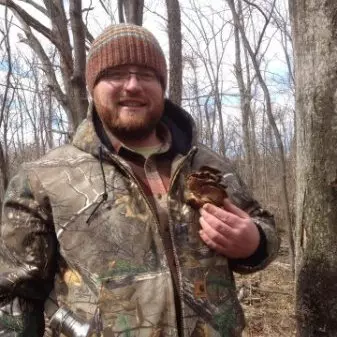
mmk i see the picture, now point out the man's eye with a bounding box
[139,72,156,81]
[109,72,127,80]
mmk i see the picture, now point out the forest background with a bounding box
[0,0,336,336]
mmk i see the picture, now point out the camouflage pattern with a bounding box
[0,100,279,336]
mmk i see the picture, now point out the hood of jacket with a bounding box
[72,98,198,159]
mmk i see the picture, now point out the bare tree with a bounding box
[166,0,182,105]
[182,0,233,157]
[227,0,295,272]
[118,0,144,24]
[183,56,215,147]
[0,0,89,134]
[233,0,256,189]
[272,0,295,92]
[290,0,337,335]
[0,8,14,217]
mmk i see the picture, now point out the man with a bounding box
[0,24,279,336]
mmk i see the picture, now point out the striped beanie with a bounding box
[86,24,167,95]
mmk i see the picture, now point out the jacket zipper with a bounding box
[108,147,198,337]
[166,146,198,337]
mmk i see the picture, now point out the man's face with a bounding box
[93,65,165,142]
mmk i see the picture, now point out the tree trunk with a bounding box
[123,0,144,25]
[0,6,12,220]
[69,0,88,126]
[290,0,337,335]
[166,0,182,105]
[233,0,254,189]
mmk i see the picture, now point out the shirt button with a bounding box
[157,193,162,199]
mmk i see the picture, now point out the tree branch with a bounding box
[43,0,73,70]
[0,0,57,46]
[254,0,276,58]
[242,0,277,58]
[17,0,47,15]
[16,16,68,111]
[242,0,268,21]
[83,3,94,43]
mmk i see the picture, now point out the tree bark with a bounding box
[166,0,182,105]
[290,0,337,335]
[123,0,144,25]
[69,0,88,126]
[233,0,254,189]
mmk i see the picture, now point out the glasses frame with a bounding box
[99,68,159,85]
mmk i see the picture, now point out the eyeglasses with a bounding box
[99,69,159,84]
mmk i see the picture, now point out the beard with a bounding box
[108,109,161,141]
[94,98,164,142]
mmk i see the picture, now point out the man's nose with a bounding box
[123,73,142,91]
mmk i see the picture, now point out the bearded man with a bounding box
[0,24,279,337]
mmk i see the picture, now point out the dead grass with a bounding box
[237,239,296,337]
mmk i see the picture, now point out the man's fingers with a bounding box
[199,217,230,247]
[199,210,235,240]
[199,201,260,259]
[201,203,240,227]
[202,199,249,219]
[199,229,228,256]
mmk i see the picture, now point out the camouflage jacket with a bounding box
[0,100,279,337]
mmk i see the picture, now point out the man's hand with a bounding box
[199,198,260,259]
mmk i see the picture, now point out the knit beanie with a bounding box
[86,23,167,96]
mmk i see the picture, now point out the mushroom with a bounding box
[185,166,228,209]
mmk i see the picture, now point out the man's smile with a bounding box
[119,99,146,107]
